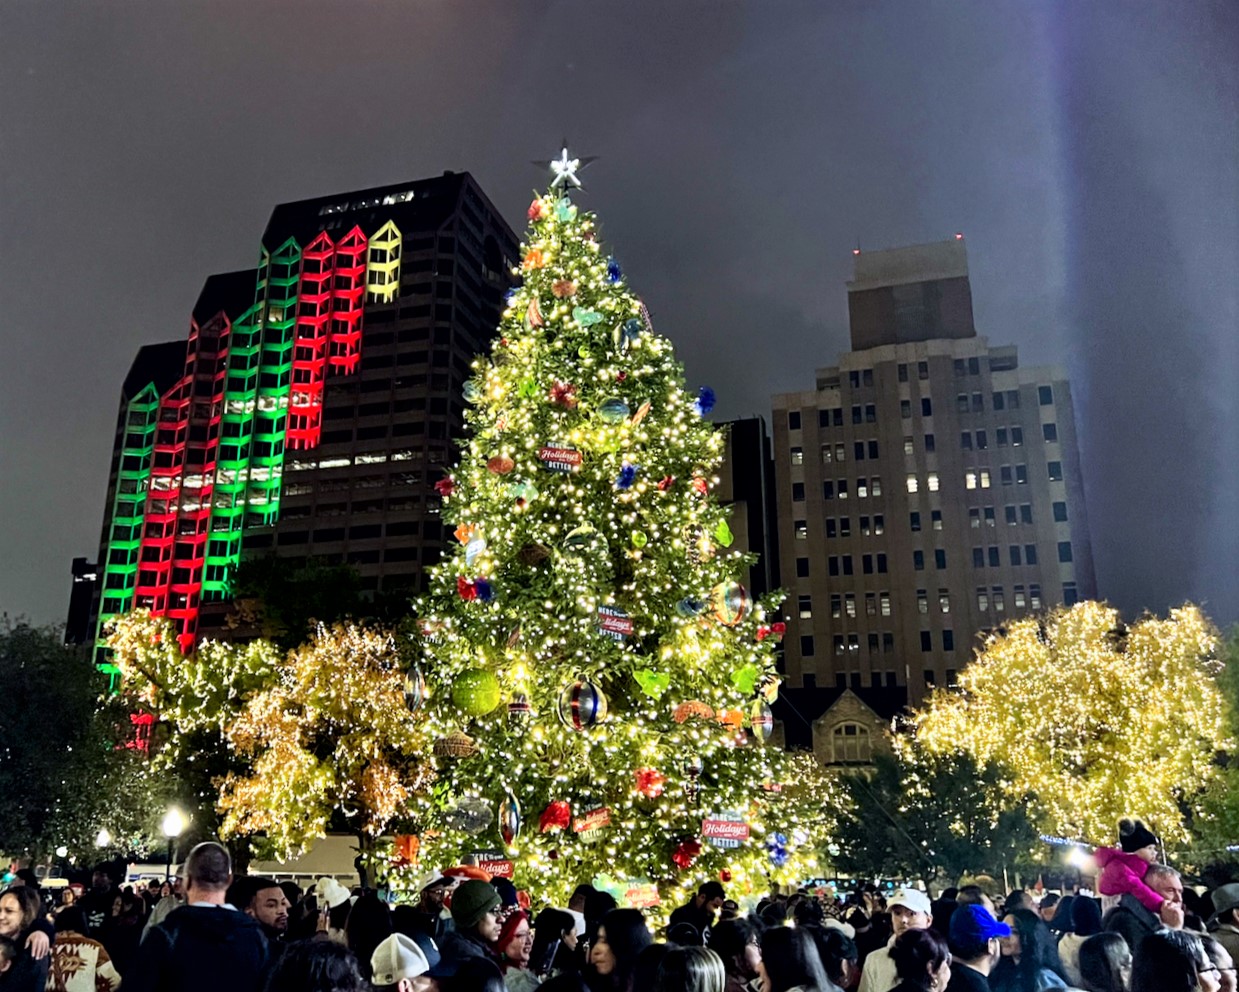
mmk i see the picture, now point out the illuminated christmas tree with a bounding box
[402,151,820,902]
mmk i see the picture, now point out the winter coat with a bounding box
[1102,893,1159,955]
[123,904,268,992]
[1057,931,1087,986]
[435,928,499,979]
[1094,847,1164,913]
[858,934,898,992]
[1210,922,1239,962]
[45,930,122,992]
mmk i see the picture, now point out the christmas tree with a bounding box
[402,151,818,904]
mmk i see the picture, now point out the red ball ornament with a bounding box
[657,476,675,492]
[539,801,572,833]
[527,199,544,221]
[719,869,733,883]
[617,372,627,381]
[672,838,703,871]
[549,381,579,409]
[457,576,478,601]
[634,768,666,798]
[434,476,455,497]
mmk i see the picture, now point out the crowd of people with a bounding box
[1,818,1236,992]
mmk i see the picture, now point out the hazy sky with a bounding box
[2,0,1236,629]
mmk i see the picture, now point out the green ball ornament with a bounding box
[578,345,592,359]
[451,669,502,716]
[631,530,648,549]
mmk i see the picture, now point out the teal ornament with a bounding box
[463,380,483,404]
[573,307,602,326]
[598,398,630,424]
[509,480,540,503]
[555,198,577,222]
[446,796,493,836]
[464,537,487,566]
[564,524,598,548]
[676,597,706,617]
[614,318,642,351]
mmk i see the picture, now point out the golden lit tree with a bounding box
[216,622,434,866]
[914,602,1230,847]
[399,154,814,904]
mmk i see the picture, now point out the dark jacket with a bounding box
[434,928,498,982]
[944,963,990,992]
[0,944,50,992]
[1102,893,1159,954]
[668,900,714,938]
[124,904,268,992]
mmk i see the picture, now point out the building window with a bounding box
[865,404,877,423]
[1063,581,1079,605]
[849,370,862,388]
[973,546,985,567]
[865,592,877,616]
[996,427,1008,446]
[1011,426,1024,446]
[1016,464,1028,485]
[924,669,937,686]
[939,589,951,613]
[1039,385,1054,406]
[904,436,915,455]
[795,520,808,539]
[1010,545,1022,566]
[828,556,839,576]
[821,444,833,464]
[1058,541,1073,563]
[1005,505,1018,525]
[788,411,801,430]
[830,594,841,618]
[954,359,967,377]
[910,511,922,532]
[993,391,1006,411]
[918,361,929,380]
[874,515,885,535]
[1043,423,1058,442]
[836,442,846,461]
[868,633,879,654]
[934,549,947,569]
[838,480,849,500]
[920,631,933,652]
[927,472,940,492]
[1030,584,1042,609]
[796,557,810,578]
[966,472,977,491]
[913,550,925,571]
[1014,585,1027,608]
[868,440,879,458]
[980,470,991,488]
[833,636,845,656]
[848,633,859,652]
[917,589,928,613]
[860,516,871,537]
[831,723,872,765]
[801,635,815,657]
[854,441,866,461]
[976,429,988,450]
[1053,500,1069,522]
[972,392,984,412]
[1048,461,1064,482]
[984,506,996,527]
[1025,544,1038,565]
[977,587,990,611]
[992,586,1005,612]
[842,555,854,575]
[823,481,835,500]
[943,630,955,651]
[1021,503,1033,524]
[852,405,863,425]
[792,482,805,502]
[957,394,971,414]
[931,509,943,530]
[1000,465,1013,485]
[881,592,892,615]
[826,518,837,539]
[907,474,919,493]
[839,517,851,537]
[921,397,933,416]
[863,554,875,575]
[924,433,936,452]
[883,633,895,653]
[1007,389,1021,409]
[988,546,1001,567]
[845,593,857,617]
[798,594,813,619]
[857,478,869,498]
[872,476,882,496]
[901,399,912,419]
[877,553,888,573]
[791,446,804,465]
[898,362,909,382]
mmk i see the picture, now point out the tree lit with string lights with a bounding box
[398,151,828,902]
[912,601,1230,849]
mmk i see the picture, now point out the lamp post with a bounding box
[161,808,185,882]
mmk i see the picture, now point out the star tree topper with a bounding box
[539,145,598,190]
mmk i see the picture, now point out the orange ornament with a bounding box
[673,700,715,724]
[552,279,576,298]
[455,524,479,545]
[522,248,545,270]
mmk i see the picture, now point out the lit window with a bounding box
[799,595,813,619]
[904,436,915,455]
[874,515,885,535]
[839,517,851,538]
[993,587,1005,612]
[857,478,869,498]
[865,592,877,616]
[979,469,990,488]
[907,474,919,493]
[880,592,892,615]
[917,589,928,613]
[860,515,871,536]
[838,480,849,500]
[1030,584,1042,609]
[977,587,990,611]
[871,477,882,496]
[795,520,808,540]
[836,443,846,461]
[830,594,841,618]
[984,507,995,527]
[927,473,940,492]
[1014,585,1027,609]
[965,472,977,490]
[821,444,833,463]
[939,589,951,613]
[931,510,942,530]
[791,446,804,465]
[845,593,856,618]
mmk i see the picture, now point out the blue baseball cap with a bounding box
[950,903,1011,945]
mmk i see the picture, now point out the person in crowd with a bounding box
[933,890,960,936]
[1038,895,1060,924]
[344,891,393,981]
[1202,934,1238,992]
[232,877,291,956]
[653,945,727,992]
[669,882,727,939]
[989,908,1069,992]
[143,879,183,937]
[943,903,1009,992]
[54,888,78,919]
[757,926,830,992]
[74,868,117,940]
[719,899,741,922]
[858,888,933,992]
[1045,896,1075,937]
[1210,885,1239,961]
[262,939,368,992]
[435,879,502,977]
[667,922,706,946]
[401,871,456,944]
[494,909,536,991]
[527,907,580,981]
[1103,863,1185,952]
[1004,892,1036,917]
[888,928,951,992]
[955,886,997,916]
[586,908,653,992]
[366,932,436,992]
[0,934,17,980]
[805,924,859,992]
[1096,820,1167,920]
[1076,932,1132,992]
[101,889,145,977]
[0,887,51,992]
[708,916,763,992]
[583,890,619,939]
[1058,896,1103,986]
[44,906,121,992]
[125,841,268,992]
[312,877,353,944]
[1132,928,1220,992]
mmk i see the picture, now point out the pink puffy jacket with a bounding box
[1095,846,1165,913]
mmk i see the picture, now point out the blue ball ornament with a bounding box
[474,578,494,602]
[694,386,716,416]
[616,463,638,489]
[607,258,623,283]
[558,679,608,731]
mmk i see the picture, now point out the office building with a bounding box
[771,238,1096,730]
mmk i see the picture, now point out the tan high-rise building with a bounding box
[771,238,1095,707]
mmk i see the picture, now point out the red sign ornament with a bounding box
[538,445,582,472]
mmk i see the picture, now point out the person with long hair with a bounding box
[888,928,951,992]
[262,940,368,992]
[1076,932,1132,992]
[707,917,762,992]
[528,908,580,981]
[0,888,50,992]
[757,926,829,992]
[586,908,653,992]
[653,946,726,992]
[989,908,1069,991]
[344,892,393,981]
[1058,897,1103,986]
[1132,929,1220,992]
[495,909,537,992]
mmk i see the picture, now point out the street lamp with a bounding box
[55,846,68,858]
[95,828,111,849]
[162,808,186,882]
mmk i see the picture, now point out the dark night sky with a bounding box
[2,1,1236,630]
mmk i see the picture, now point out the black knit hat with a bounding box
[1119,818,1159,853]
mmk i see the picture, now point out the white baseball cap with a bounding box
[371,933,430,984]
[888,888,932,916]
